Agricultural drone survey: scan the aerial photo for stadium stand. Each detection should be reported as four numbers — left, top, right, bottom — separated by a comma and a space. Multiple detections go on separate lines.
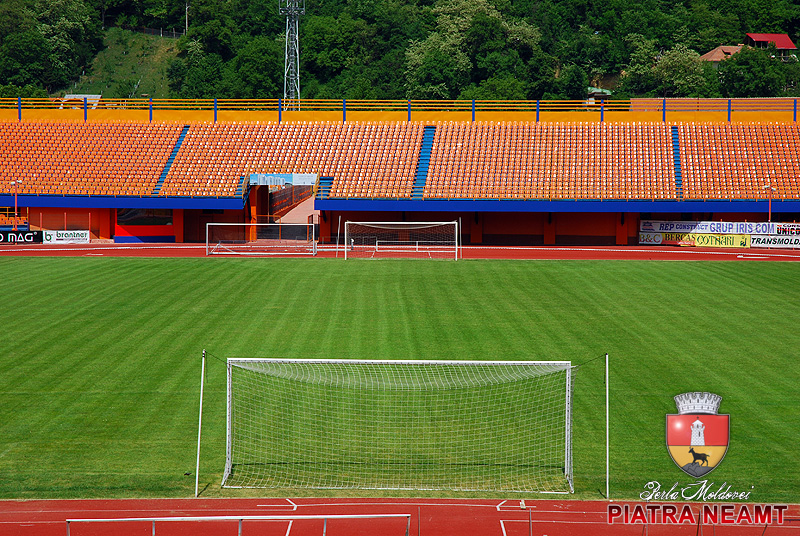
159, 122, 423, 199
0, 122, 182, 197
3, 120, 799, 203
0, 213, 25, 227
679, 123, 800, 200
425, 122, 676, 200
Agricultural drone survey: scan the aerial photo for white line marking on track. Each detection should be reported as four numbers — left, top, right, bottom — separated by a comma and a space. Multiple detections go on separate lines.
256, 498, 297, 510
0, 521, 62, 525
288, 500, 517, 510
285, 519, 293, 536
500, 519, 508, 536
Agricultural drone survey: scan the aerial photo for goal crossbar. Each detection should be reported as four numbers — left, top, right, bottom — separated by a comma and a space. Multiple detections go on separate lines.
344, 221, 459, 259
223, 358, 574, 493
206, 222, 317, 256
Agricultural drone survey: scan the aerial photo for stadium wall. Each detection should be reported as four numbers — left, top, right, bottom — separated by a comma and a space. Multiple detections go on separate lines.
25, 207, 114, 240
17, 206, 251, 243
320, 209, 797, 246
319, 210, 641, 246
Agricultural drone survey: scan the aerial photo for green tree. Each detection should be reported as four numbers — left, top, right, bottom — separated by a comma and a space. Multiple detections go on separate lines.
0, 31, 50, 87
32, 0, 102, 90
653, 44, 706, 97
303, 14, 377, 84
168, 38, 223, 98
458, 74, 526, 99
405, 33, 471, 98
616, 33, 658, 97
404, 0, 541, 99
220, 37, 282, 98
0, 83, 48, 98
549, 63, 588, 99
718, 45, 787, 97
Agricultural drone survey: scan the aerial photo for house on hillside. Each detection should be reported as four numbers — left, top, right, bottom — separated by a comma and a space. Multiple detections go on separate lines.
744, 33, 797, 61
699, 45, 742, 69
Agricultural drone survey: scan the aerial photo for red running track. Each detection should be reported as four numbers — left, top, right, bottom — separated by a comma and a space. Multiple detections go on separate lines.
1, 498, 798, 536
1, 243, 800, 261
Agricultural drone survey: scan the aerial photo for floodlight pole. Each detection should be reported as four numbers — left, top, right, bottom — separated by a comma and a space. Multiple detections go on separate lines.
195, 349, 206, 497
280, 0, 304, 110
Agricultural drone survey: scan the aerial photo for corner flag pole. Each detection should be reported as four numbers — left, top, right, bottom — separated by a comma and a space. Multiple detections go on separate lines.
605, 352, 610, 500
195, 349, 206, 497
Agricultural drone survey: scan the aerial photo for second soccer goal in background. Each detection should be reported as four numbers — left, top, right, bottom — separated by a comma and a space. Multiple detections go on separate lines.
343, 221, 460, 259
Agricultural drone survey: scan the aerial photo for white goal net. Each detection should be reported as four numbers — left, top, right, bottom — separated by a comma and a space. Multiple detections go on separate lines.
344, 221, 459, 259
206, 223, 317, 256
222, 359, 574, 493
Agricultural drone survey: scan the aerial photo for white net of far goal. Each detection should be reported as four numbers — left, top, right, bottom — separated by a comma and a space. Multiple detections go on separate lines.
206, 223, 316, 256
344, 221, 459, 259
223, 359, 575, 493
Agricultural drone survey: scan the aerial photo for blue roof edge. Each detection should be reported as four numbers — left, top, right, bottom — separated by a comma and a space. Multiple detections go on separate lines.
314, 198, 800, 213
0, 194, 247, 210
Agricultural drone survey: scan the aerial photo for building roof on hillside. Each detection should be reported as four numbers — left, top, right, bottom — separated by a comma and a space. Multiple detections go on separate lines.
745, 33, 796, 49
700, 45, 742, 62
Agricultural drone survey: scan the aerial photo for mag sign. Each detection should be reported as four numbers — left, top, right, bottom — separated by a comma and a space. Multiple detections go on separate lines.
0, 230, 43, 243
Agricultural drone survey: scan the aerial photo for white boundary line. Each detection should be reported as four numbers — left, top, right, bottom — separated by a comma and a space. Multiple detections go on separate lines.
256, 498, 298, 511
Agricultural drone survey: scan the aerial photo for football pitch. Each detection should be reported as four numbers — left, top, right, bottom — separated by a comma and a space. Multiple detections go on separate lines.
0, 257, 798, 503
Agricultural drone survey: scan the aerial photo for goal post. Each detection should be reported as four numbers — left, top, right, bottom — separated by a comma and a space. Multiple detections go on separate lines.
206, 222, 317, 256
344, 221, 459, 259
222, 359, 575, 493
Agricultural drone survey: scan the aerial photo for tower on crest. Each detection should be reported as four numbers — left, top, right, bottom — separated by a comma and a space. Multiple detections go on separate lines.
280, 0, 304, 109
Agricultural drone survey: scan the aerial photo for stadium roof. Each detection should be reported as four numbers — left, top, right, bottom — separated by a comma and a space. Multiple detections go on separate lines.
745, 33, 797, 50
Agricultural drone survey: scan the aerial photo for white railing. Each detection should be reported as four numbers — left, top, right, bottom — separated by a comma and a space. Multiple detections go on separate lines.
66, 513, 412, 536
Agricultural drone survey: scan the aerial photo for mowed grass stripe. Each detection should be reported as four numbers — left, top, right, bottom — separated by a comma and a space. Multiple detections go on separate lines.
0, 258, 797, 500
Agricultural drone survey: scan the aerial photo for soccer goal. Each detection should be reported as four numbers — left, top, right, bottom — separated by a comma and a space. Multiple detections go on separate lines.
206, 223, 316, 256
343, 221, 459, 259
222, 359, 575, 493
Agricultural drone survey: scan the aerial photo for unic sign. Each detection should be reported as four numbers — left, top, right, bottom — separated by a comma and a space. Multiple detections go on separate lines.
639, 221, 800, 249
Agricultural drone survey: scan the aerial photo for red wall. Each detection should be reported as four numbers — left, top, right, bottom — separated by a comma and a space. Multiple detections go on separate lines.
321, 210, 642, 246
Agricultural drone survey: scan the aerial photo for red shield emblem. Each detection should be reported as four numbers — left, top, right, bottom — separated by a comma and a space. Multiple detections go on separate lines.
666, 413, 729, 477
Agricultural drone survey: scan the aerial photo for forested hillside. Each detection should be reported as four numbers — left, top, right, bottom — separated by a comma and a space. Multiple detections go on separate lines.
1, 0, 799, 99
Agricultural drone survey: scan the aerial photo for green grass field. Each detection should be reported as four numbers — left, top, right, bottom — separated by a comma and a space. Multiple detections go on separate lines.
0, 257, 798, 502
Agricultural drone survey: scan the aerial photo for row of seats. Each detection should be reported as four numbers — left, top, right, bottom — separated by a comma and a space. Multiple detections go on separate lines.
160, 122, 422, 198
0, 122, 181, 197
0, 121, 799, 201
426, 122, 676, 200
0, 213, 26, 226
679, 123, 800, 199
